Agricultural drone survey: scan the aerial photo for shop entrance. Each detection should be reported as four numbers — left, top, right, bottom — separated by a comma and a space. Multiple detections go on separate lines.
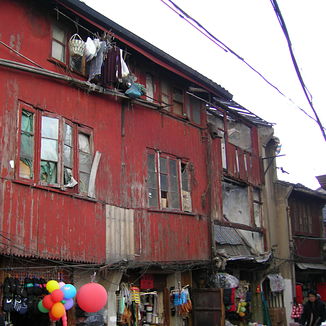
192, 288, 224, 326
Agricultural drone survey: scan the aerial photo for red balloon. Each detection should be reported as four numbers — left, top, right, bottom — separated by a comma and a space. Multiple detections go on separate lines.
51, 289, 64, 303
76, 283, 107, 313
43, 295, 54, 310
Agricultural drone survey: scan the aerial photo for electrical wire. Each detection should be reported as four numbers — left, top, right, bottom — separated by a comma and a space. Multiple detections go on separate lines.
160, 0, 326, 135
270, 0, 326, 142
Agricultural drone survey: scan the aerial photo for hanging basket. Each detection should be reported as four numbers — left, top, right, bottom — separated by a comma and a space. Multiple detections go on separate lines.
69, 34, 85, 57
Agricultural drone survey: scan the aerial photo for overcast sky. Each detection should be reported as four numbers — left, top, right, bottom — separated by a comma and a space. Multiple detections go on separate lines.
83, 0, 326, 189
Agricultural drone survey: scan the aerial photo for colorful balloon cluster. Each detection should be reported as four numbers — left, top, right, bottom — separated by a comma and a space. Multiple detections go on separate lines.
38, 280, 77, 325
38, 280, 108, 324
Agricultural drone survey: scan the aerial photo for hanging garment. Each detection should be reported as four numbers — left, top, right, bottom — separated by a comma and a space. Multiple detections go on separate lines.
88, 41, 108, 82
296, 284, 304, 304
101, 47, 121, 85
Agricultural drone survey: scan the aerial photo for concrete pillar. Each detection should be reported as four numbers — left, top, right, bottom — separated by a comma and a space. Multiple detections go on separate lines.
167, 272, 183, 326
100, 271, 123, 326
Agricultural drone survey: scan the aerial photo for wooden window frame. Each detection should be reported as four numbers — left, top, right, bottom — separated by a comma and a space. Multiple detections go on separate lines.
16, 104, 93, 196
172, 86, 185, 117
77, 126, 94, 196
51, 24, 67, 65
147, 151, 192, 212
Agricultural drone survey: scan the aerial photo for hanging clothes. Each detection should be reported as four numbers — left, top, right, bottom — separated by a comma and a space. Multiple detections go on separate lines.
88, 41, 109, 82
101, 46, 121, 85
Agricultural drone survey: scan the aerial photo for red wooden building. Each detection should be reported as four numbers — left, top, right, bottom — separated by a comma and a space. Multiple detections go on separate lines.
0, 0, 275, 324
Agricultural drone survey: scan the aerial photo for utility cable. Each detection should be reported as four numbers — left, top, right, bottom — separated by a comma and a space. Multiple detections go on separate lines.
160, 0, 326, 133
270, 0, 326, 142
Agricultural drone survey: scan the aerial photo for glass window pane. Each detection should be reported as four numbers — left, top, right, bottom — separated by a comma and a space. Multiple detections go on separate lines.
181, 164, 189, 191
148, 171, 157, 188
79, 133, 91, 153
20, 134, 34, 159
79, 172, 90, 193
173, 88, 183, 102
170, 175, 178, 193
52, 40, 65, 62
170, 191, 180, 209
21, 110, 33, 133
42, 116, 59, 139
41, 138, 58, 161
191, 97, 201, 124
40, 161, 57, 184
173, 102, 183, 115
160, 174, 168, 191
148, 187, 158, 207
79, 152, 92, 173
169, 159, 177, 176
160, 157, 167, 173
64, 145, 73, 168
64, 168, 72, 185
52, 25, 65, 42
64, 124, 73, 146
147, 153, 156, 171
146, 74, 154, 102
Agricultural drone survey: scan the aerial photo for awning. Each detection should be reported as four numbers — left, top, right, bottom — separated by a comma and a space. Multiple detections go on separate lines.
296, 263, 326, 270
213, 225, 271, 263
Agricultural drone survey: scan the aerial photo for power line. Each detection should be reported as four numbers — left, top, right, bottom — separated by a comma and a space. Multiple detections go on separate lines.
270, 0, 326, 142
160, 0, 326, 134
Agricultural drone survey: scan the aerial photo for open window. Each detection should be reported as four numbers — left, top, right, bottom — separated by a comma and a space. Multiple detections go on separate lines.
147, 151, 192, 212
17, 103, 93, 196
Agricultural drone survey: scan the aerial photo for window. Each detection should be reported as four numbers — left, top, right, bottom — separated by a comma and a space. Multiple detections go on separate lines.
17, 104, 93, 195
78, 131, 92, 194
19, 108, 35, 179
147, 151, 192, 211
51, 24, 66, 63
146, 73, 154, 102
172, 87, 184, 116
222, 180, 262, 228
188, 96, 201, 124
160, 80, 171, 110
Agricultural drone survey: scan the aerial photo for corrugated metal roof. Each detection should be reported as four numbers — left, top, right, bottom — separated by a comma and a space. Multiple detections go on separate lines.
55, 0, 273, 127
316, 175, 326, 190
214, 225, 244, 245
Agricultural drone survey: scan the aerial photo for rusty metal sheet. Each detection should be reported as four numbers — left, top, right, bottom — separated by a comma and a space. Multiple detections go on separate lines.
105, 205, 135, 261
0, 181, 106, 263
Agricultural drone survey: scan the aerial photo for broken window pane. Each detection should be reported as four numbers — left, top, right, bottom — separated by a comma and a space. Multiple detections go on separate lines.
78, 133, 91, 153
42, 116, 59, 139
228, 120, 252, 152
222, 181, 250, 225
40, 161, 57, 184
41, 138, 58, 161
